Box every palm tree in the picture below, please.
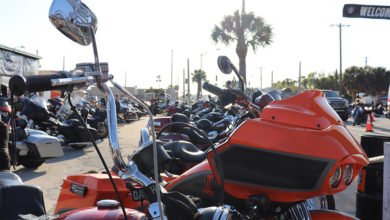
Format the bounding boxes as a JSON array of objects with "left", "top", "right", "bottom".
[
  {"left": 192, "top": 69, "right": 207, "bottom": 98},
  {"left": 211, "top": 0, "right": 273, "bottom": 84}
]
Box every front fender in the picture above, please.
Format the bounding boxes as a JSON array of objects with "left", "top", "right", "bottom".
[{"left": 310, "top": 209, "right": 359, "bottom": 220}]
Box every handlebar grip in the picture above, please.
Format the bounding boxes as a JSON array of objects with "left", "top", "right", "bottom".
[
  {"left": 202, "top": 82, "right": 224, "bottom": 97},
  {"left": 9, "top": 72, "right": 69, "bottom": 96}
]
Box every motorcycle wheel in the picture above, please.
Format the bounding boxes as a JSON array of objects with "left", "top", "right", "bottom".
[
  {"left": 71, "top": 144, "right": 87, "bottom": 150},
  {"left": 306, "top": 195, "right": 335, "bottom": 210},
  {"left": 96, "top": 124, "right": 108, "bottom": 139},
  {"left": 20, "top": 159, "right": 45, "bottom": 169}
]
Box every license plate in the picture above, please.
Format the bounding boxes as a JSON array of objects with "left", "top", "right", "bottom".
[{"left": 131, "top": 188, "right": 146, "bottom": 201}]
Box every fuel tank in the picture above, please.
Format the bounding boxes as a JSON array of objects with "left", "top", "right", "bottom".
[{"left": 164, "top": 161, "right": 222, "bottom": 203}]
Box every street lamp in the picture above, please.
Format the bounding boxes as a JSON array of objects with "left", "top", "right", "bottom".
[
  {"left": 156, "top": 75, "right": 161, "bottom": 88},
  {"left": 331, "top": 23, "right": 350, "bottom": 94}
]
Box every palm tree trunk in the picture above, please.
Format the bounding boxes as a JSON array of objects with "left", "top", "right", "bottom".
[
  {"left": 236, "top": 44, "right": 248, "bottom": 85},
  {"left": 197, "top": 80, "right": 202, "bottom": 98}
]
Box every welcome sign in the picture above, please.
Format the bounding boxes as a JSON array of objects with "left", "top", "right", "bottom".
[{"left": 343, "top": 4, "right": 390, "bottom": 20}]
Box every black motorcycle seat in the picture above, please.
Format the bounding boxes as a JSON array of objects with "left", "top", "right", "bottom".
[
  {"left": 163, "top": 141, "right": 206, "bottom": 163},
  {"left": 0, "top": 171, "right": 23, "bottom": 187},
  {"left": 0, "top": 184, "right": 46, "bottom": 219}
]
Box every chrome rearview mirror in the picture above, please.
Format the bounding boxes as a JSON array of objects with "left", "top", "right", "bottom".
[
  {"left": 49, "top": 0, "right": 97, "bottom": 46},
  {"left": 217, "top": 56, "right": 233, "bottom": 74},
  {"left": 217, "top": 56, "right": 246, "bottom": 92}
]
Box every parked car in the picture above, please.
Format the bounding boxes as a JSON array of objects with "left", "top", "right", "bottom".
[{"left": 320, "top": 90, "right": 349, "bottom": 121}]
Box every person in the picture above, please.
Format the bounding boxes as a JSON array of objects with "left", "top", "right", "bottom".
[
  {"left": 352, "top": 98, "right": 365, "bottom": 126},
  {"left": 0, "top": 121, "right": 10, "bottom": 170},
  {"left": 115, "top": 94, "right": 121, "bottom": 114}
]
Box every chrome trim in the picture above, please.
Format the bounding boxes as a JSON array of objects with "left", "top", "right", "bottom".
[
  {"left": 111, "top": 80, "right": 163, "bottom": 219},
  {"left": 288, "top": 202, "right": 311, "bottom": 220},
  {"left": 98, "top": 83, "right": 128, "bottom": 174}
]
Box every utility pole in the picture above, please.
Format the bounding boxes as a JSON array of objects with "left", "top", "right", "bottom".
[
  {"left": 182, "top": 69, "right": 185, "bottom": 101},
  {"left": 187, "top": 59, "right": 190, "bottom": 104},
  {"left": 63, "top": 56, "right": 65, "bottom": 71},
  {"left": 170, "top": 49, "right": 173, "bottom": 99},
  {"left": 365, "top": 56, "right": 368, "bottom": 67},
  {"left": 125, "top": 71, "right": 127, "bottom": 87},
  {"left": 298, "top": 62, "right": 301, "bottom": 92},
  {"left": 331, "top": 23, "right": 350, "bottom": 94},
  {"left": 260, "top": 67, "right": 262, "bottom": 90},
  {"left": 271, "top": 71, "right": 273, "bottom": 88}
]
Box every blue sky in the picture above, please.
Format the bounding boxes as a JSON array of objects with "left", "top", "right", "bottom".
[{"left": 1, "top": 0, "right": 390, "bottom": 92}]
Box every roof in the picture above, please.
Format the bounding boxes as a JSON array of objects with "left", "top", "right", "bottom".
[{"left": 0, "top": 44, "right": 42, "bottom": 59}]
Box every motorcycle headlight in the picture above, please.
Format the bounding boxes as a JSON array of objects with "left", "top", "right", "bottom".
[
  {"left": 329, "top": 166, "right": 342, "bottom": 188},
  {"left": 343, "top": 164, "right": 354, "bottom": 185}
]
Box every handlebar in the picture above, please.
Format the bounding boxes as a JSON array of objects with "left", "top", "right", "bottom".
[
  {"left": 8, "top": 70, "right": 111, "bottom": 96},
  {"left": 202, "top": 82, "right": 225, "bottom": 97},
  {"left": 202, "top": 82, "right": 236, "bottom": 107},
  {"left": 9, "top": 73, "right": 68, "bottom": 96},
  {"left": 8, "top": 70, "right": 154, "bottom": 188}
]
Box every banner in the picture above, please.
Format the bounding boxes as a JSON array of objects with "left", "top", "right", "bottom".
[{"left": 343, "top": 4, "right": 390, "bottom": 20}]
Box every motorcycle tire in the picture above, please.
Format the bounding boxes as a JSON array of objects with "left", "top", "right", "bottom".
[
  {"left": 306, "top": 195, "right": 335, "bottom": 210},
  {"left": 96, "top": 125, "right": 108, "bottom": 139},
  {"left": 71, "top": 144, "right": 87, "bottom": 150},
  {"left": 20, "top": 159, "right": 45, "bottom": 169}
]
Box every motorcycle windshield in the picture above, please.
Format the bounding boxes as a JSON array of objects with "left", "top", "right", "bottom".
[
  {"left": 30, "top": 96, "right": 48, "bottom": 111},
  {"left": 57, "top": 95, "right": 84, "bottom": 116}
]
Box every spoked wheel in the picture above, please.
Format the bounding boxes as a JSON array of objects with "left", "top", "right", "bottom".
[{"left": 306, "top": 195, "right": 336, "bottom": 210}]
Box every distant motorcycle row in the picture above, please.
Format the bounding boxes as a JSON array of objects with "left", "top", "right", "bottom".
[{"left": 0, "top": 94, "right": 148, "bottom": 169}]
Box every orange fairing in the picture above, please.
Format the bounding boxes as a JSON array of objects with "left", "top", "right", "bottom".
[
  {"left": 261, "top": 90, "right": 343, "bottom": 129},
  {"left": 207, "top": 90, "right": 369, "bottom": 202}
]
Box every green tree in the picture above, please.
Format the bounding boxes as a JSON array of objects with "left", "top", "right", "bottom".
[
  {"left": 300, "top": 72, "right": 338, "bottom": 91},
  {"left": 211, "top": 1, "right": 272, "bottom": 84},
  {"left": 343, "top": 66, "right": 390, "bottom": 97},
  {"left": 192, "top": 69, "right": 207, "bottom": 98}
]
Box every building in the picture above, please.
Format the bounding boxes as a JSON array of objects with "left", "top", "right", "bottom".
[{"left": 0, "top": 44, "right": 41, "bottom": 96}]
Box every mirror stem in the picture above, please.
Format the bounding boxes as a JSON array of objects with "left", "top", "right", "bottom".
[
  {"left": 231, "top": 65, "right": 245, "bottom": 91},
  {"left": 90, "top": 27, "right": 103, "bottom": 80}
]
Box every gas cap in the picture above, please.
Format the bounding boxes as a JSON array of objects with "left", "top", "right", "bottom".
[{"left": 96, "top": 199, "right": 120, "bottom": 209}]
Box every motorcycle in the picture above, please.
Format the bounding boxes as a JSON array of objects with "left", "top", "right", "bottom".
[
  {"left": 0, "top": 97, "right": 11, "bottom": 123},
  {"left": 57, "top": 96, "right": 109, "bottom": 139},
  {"left": 5, "top": 1, "right": 240, "bottom": 219},
  {"left": 8, "top": 118, "right": 64, "bottom": 169},
  {"left": 4, "top": 0, "right": 366, "bottom": 219},
  {"left": 136, "top": 57, "right": 369, "bottom": 218},
  {"left": 19, "top": 94, "right": 100, "bottom": 149}
]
